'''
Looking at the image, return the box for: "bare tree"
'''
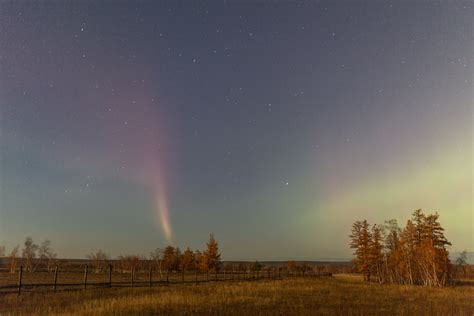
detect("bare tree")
[22,237,38,272]
[87,250,108,273]
[0,245,5,257]
[117,255,142,273]
[455,251,468,278]
[9,245,19,273]
[150,248,163,278]
[38,240,57,272]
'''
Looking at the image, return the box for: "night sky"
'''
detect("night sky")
[0,1,472,260]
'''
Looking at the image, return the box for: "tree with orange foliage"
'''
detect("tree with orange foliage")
[369,224,385,283]
[350,220,372,281]
[287,260,296,275]
[200,233,221,272]
[162,246,177,272]
[180,247,196,272]
[350,209,452,287]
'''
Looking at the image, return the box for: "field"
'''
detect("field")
[0,274,472,315]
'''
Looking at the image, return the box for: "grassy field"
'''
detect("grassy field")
[0,274,473,315]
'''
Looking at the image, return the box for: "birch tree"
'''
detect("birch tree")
[9,245,19,273]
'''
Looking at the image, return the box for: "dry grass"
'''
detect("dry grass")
[0,275,472,315]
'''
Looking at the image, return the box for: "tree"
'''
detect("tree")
[9,246,19,273]
[287,260,296,274]
[301,263,312,274]
[369,224,385,283]
[399,219,417,285]
[201,233,221,272]
[349,210,453,287]
[150,248,163,277]
[117,255,142,273]
[252,260,263,272]
[455,251,468,278]
[0,245,5,257]
[38,240,57,272]
[407,210,451,287]
[22,237,38,272]
[194,250,203,271]
[87,250,108,273]
[383,219,403,283]
[349,220,372,281]
[162,246,176,272]
[180,247,196,271]
[174,247,182,271]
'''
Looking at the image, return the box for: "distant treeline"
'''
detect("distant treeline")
[0,234,351,276]
[350,209,470,287]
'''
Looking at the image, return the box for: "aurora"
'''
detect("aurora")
[0,1,471,260]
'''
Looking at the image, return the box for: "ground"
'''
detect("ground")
[0,274,473,315]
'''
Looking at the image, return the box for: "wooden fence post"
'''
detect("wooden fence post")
[53,266,58,292]
[238,267,240,281]
[206,269,209,282]
[166,270,169,286]
[182,269,185,283]
[83,265,88,290]
[149,266,153,287]
[131,267,134,288]
[195,269,198,285]
[223,269,226,281]
[109,264,113,287]
[231,269,234,281]
[17,266,23,296]
[215,269,218,282]
[278,268,281,278]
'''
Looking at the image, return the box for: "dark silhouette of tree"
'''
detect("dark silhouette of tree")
[22,237,38,272]
[252,261,263,272]
[455,251,468,278]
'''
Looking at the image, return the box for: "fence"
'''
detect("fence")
[0,265,332,296]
